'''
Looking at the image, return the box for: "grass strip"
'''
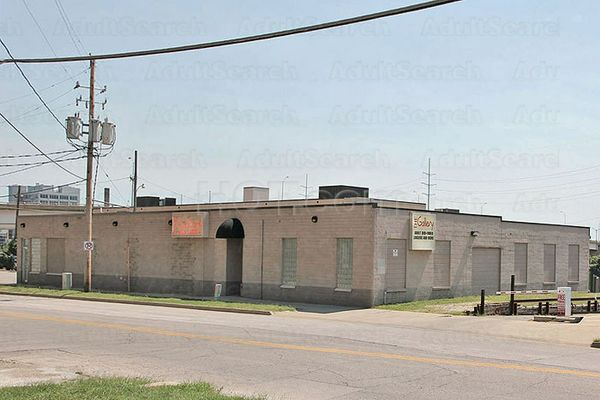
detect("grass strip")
[0,377,263,400]
[0,285,294,313]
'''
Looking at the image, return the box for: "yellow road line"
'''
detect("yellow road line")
[1,310,599,379]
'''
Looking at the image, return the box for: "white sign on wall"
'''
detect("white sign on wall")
[410,212,436,251]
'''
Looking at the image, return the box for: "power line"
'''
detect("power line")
[0,67,88,104]
[0,0,461,64]
[0,37,66,129]
[97,163,128,205]
[0,87,74,124]
[0,155,84,168]
[0,149,74,159]
[0,111,83,179]
[140,177,197,202]
[436,176,600,195]
[437,163,600,184]
[53,0,86,55]
[21,0,70,75]
[0,151,82,178]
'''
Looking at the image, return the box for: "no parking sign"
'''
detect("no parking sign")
[83,241,94,252]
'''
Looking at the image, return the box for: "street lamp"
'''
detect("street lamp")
[560,211,567,224]
[412,190,420,203]
[280,176,289,200]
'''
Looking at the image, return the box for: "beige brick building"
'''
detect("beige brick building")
[16,187,589,307]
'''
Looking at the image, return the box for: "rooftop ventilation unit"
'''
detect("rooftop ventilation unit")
[318,185,369,200]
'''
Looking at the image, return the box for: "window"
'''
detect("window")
[568,244,580,282]
[434,240,451,288]
[543,244,556,284]
[336,238,353,290]
[281,238,297,287]
[30,238,42,273]
[21,238,31,282]
[514,243,528,285]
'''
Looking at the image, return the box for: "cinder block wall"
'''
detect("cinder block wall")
[17,202,376,306]
[373,207,589,305]
[501,222,588,291]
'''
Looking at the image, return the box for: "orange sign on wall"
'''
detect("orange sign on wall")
[171,212,208,238]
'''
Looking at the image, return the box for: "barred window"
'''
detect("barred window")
[514,243,528,285]
[568,244,580,282]
[336,238,353,290]
[543,244,556,284]
[434,241,451,287]
[281,238,297,287]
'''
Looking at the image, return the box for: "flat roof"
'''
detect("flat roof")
[13,197,589,230]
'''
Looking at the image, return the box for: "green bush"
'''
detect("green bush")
[0,239,16,270]
[591,255,600,278]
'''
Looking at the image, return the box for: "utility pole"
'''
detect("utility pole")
[132,150,138,211]
[300,173,309,200]
[66,60,115,292]
[84,59,95,292]
[421,158,435,210]
[13,185,21,240]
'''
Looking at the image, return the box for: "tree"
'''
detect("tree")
[591,255,600,278]
[0,239,16,270]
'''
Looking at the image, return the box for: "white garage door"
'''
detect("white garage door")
[471,247,501,293]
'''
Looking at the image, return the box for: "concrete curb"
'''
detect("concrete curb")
[533,315,584,323]
[0,291,273,316]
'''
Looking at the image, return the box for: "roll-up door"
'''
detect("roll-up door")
[471,247,501,293]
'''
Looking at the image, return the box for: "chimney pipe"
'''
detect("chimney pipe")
[103,188,110,207]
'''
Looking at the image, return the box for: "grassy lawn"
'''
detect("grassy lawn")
[377,292,592,314]
[0,285,294,312]
[0,377,262,400]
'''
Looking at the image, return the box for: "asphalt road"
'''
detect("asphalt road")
[0,295,599,399]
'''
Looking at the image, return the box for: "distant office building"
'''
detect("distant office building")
[8,184,80,206]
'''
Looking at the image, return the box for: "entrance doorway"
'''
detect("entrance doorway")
[216,218,244,295]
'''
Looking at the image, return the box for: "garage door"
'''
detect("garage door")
[471,247,501,293]
[386,239,406,290]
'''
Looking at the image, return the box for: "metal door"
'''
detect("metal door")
[471,247,500,293]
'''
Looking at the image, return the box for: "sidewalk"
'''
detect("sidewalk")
[282,308,600,347]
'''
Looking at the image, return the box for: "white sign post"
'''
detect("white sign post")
[410,212,436,251]
[214,283,222,299]
[557,287,572,317]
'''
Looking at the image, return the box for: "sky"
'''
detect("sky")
[1,0,599,232]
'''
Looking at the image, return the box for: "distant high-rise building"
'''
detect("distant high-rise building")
[8,183,80,206]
